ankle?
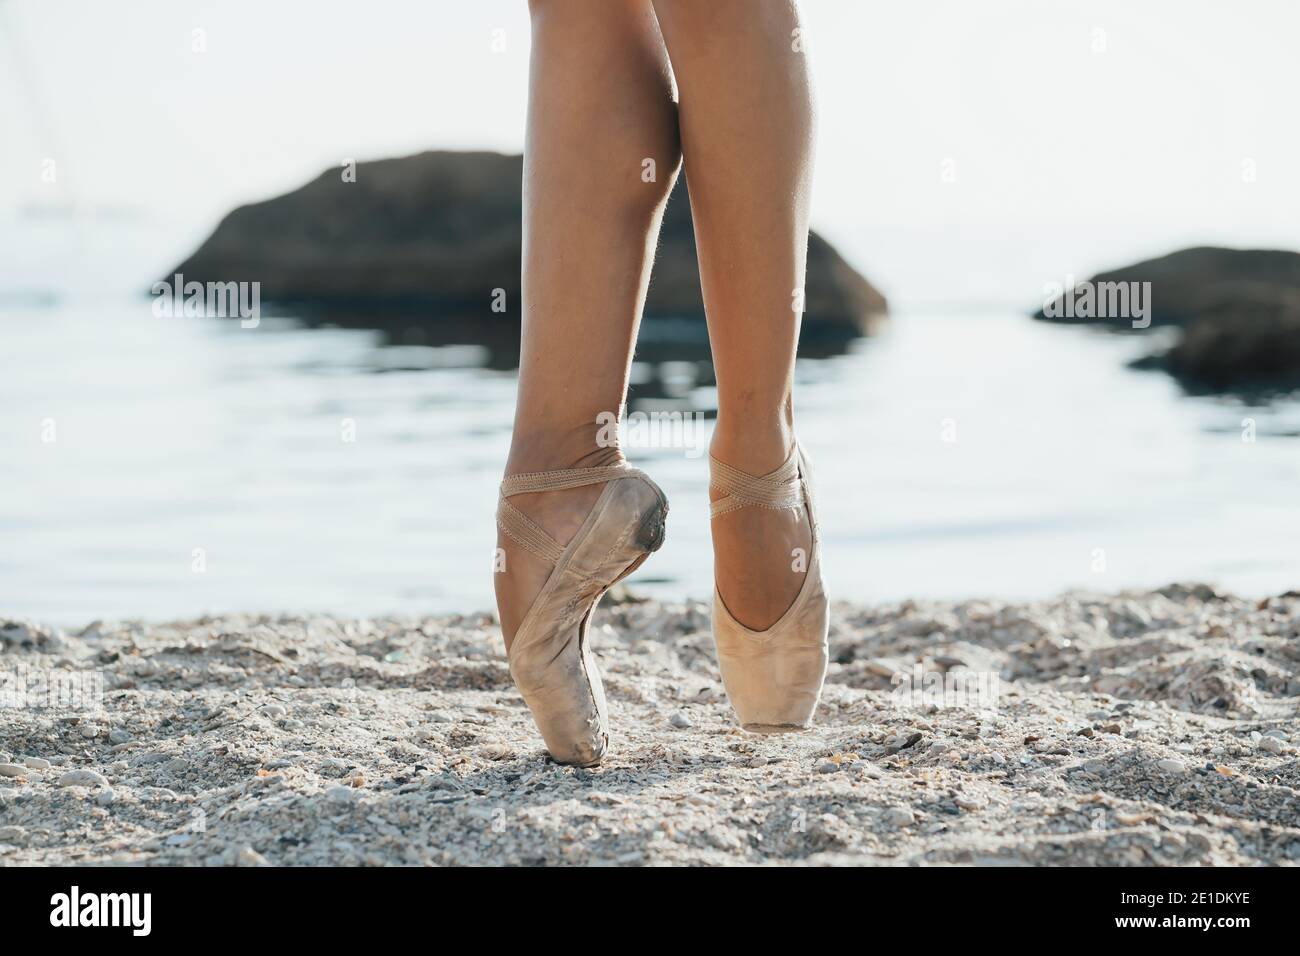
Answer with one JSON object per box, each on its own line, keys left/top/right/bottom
{"left": 710, "top": 414, "right": 795, "bottom": 474}
{"left": 505, "top": 421, "right": 626, "bottom": 477}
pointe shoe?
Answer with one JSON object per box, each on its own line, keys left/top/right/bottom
{"left": 497, "top": 464, "right": 668, "bottom": 766}
{"left": 710, "top": 442, "right": 829, "bottom": 733}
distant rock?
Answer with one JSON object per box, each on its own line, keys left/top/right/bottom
{"left": 1036, "top": 247, "right": 1300, "bottom": 394}
{"left": 1035, "top": 247, "right": 1300, "bottom": 328}
{"left": 1134, "top": 284, "right": 1300, "bottom": 393}
{"left": 169, "top": 151, "right": 886, "bottom": 345}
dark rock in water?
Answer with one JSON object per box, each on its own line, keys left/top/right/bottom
{"left": 1035, "top": 246, "right": 1300, "bottom": 395}
{"left": 168, "top": 151, "right": 886, "bottom": 346}
{"left": 1133, "top": 285, "right": 1300, "bottom": 394}
{"left": 1034, "top": 246, "right": 1300, "bottom": 329}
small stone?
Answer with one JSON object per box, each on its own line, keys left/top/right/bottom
{"left": 259, "top": 704, "right": 287, "bottom": 718}
{"left": 0, "top": 825, "right": 25, "bottom": 843}
{"left": 989, "top": 751, "right": 1006, "bottom": 765}
{"left": 0, "top": 764, "right": 27, "bottom": 779}
{"left": 78, "top": 723, "right": 100, "bottom": 739}
{"left": 22, "top": 757, "right": 51, "bottom": 770}
{"left": 1156, "top": 758, "right": 1188, "bottom": 775}
{"left": 1257, "top": 736, "right": 1283, "bottom": 754}
{"left": 884, "top": 806, "right": 915, "bottom": 827}
{"left": 96, "top": 789, "right": 117, "bottom": 807}
{"left": 669, "top": 711, "right": 693, "bottom": 729}
{"left": 236, "top": 846, "right": 270, "bottom": 867}
{"left": 955, "top": 794, "right": 987, "bottom": 811}
{"left": 108, "top": 729, "right": 132, "bottom": 745}
{"left": 885, "top": 732, "right": 923, "bottom": 754}
{"left": 58, "top": 769, "right": 109, "bottom": 788}
{"left": 747, "top": 756, "right": 768, "bottom": 768}
{"left": 325, "top": 785, "right": 356, "bottom": 804}
{"left": 815, "top": 759, "right": 840, "bottom": 774}
{"left": 318, "top": 758, "right": 350, "bottom": 777}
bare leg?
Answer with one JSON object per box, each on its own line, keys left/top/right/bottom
{"left": 496, "top": 0, "right": 680, "bottom": 646}
{"left": 651, "top": 0, "right": 816, "bottom": 629}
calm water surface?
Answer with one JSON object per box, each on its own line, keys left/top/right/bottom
{"left": 3, "top": 219, "right": 1299, "bottom": 624}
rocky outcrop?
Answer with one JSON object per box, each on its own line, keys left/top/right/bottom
{"left": 169, "top": 151, "right": 886, "bottom": 344}
{"left": 1133, "top": 285, "right": 1300, "bottom": 393}
{"left": 1036, "top": 247, "right": 1300, "bottom": 394}
{"left": 1035, "top": 247, "right": 1300, "bottom": 328}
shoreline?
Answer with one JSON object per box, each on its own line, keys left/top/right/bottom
{"left": 2, "top": 583, "right": 1298, "bottom": 866}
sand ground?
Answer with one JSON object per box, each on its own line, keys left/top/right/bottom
{"left": 2, "top": 583, "right": 1298, "bottom": 866}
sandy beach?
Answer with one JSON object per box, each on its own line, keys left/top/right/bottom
{"left": 2, "top": 584, "right": 1298, "bottom": 866}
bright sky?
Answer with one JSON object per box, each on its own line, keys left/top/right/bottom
{"left": 2, "top": 0, "right": 1297, "bottom": 305}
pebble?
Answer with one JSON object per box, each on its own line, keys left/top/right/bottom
{"left": 236, "top": 846, "right": 270, "bottom": 867}
{"left": 0, "top": 825, "right": 25, "bottom": 843}
{"left": 955, "top": 794, "right": 988, "bottom": 811}
{"left": 1156, "top": 758, "right": 1188, "bottom": 775}
{"left": 108, "top": 729, "right": 132, "bottom": 745}
{"left": 0, "top": 764, "right": 27, "bottom": 779}
{"left": 669, "top": 711, "right": 693, "bottom": 729}
{"left": 989, "top": 751, "right": 1007, "bottom": 765}
{"left": 325, "top": 785, "right": 357, "bottom": 804}
{"left": 23, "top": 757, "right": 51, "bottom": 770}
{"left": 884, "top": 806, "right": 916, "bottom": 828}
{"left": 58, "top": 769, "right": 109, "bottom": 788}
{"left": 260, "top": 704, "right": 287, "bottom": 718}
{"left": 746, "top": 756, "right": 768, "bottom": 768}
{"left": 96, "top": 789, "right": 117, "bottom": 807}
{"left": 78, "top": 723, "right": 100, "bottom": 739}
{"left": 815, "top": 759, "right": 840, "bottom": 774}
{"left": 1257, "top": 736, "right": 1283, "bottom": 754}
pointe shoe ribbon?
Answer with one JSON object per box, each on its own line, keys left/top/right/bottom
{"left": 709, "top": 442, "right": 829, "bottom": 733}
{"left": 497, "top": 463, "right": 667, "bottom": 766}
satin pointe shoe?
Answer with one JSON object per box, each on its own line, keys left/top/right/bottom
{"left": 496, "top": 463, "right": 668, "bottom": 766}
{"left": 709, "top": 442, "right": 829, "bottom": 733}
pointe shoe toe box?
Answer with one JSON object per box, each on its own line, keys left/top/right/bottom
{"left": 712, "top": 580, "right": 829, "bottom": 731}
